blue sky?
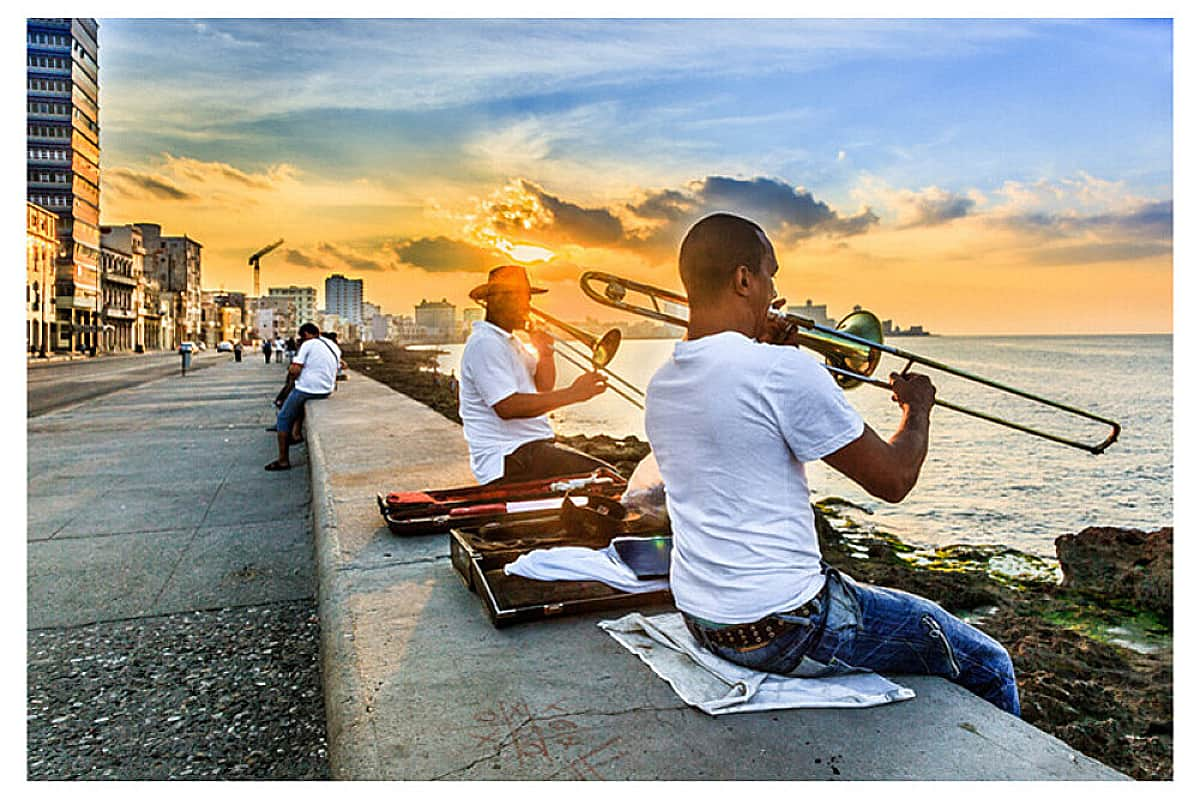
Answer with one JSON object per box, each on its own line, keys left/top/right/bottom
{"left": 95, "top": 17, "right": 1173, "bottom": 332}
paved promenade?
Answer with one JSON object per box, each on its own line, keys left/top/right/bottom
{"left": 28, "top": 357, "right": 312, "bottom": 625}
{"left": 305, "top": 372, "right": 1127, "bottom": 781}
{"left": 27, "top": 356, "right": 328, "bottom": 779}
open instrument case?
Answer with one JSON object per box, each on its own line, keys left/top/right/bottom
{"left": 376, "top": 468, "right": 626, "bottom": 536}
{"left": 448, "top": 495, "right": 673, "bottom": 627}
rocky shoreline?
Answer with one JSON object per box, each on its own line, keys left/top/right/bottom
{"left": 346, "top": 343, "right": 1173, "bottom": 780}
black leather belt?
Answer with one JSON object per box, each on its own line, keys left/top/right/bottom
{"left": 690, "top": 595, "right": 821, "bottom": 653}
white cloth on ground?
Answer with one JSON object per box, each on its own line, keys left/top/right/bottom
{"left": 599, "top": 611, "right": 915, "bottom": 715}
{"left": 503, "top": 543, "right": 670, "bottom": 594}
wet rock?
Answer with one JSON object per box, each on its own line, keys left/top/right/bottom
{"left": 1055, "top": 526, "right": 1172, "bottom": 617}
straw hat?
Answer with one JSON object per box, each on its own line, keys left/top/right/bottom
{"left": 468, "top": 265, "right": 548, "bottom": 302}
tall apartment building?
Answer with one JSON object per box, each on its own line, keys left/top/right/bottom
{"left": 138, "top": 223, "right": 202, "bottom": 346}
{"left": 324, "top": 274, "right": 363, "bottom": 325}
{"left": 99, "top": 225, "right": 145, "bottom": 352}
{"left": 27, "top": 202, "right": 59, "bottom": 355}
{"left": 268, "top": 285, "right": 317, "bottom": 325}
{"left": 27, "top": 18, "right": 101, "bottom": 353}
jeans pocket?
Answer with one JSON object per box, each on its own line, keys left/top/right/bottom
{"left": 823, "top": 572, "right": 863, "bottom": 632}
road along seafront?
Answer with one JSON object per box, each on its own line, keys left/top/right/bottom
{"left": 303, "top": 364, "right": 1126, "bottom": 780}
{"left": 27, "top": 356, "right": 328, "bottom": 779}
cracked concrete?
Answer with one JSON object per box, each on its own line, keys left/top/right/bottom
{"left": 305, "top": 371, "right": 1127, "bottom": 781}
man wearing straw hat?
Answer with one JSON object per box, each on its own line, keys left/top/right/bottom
{"left": 460, "top": 265, "right": 612, "bottom": 485}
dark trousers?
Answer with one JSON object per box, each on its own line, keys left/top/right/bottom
{"left": 492, "top": 439, "right": 613, "bottom": 485}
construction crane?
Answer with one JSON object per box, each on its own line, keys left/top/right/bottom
{"left": 249, "top": 238, "right": 284, "bottom": 297}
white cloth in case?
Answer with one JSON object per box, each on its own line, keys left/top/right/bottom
{"left": 599, "top": 611, "right": 915, "bottom": 715}
{"left": 503, "top": 543, "right": 670, "bottom": 594}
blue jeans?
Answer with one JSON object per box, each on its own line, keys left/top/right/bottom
{"left": 683, "top": 567, "right": 1020, "bottom": 716}
{"left": 274, "top": 389, "right": 328, "bottom": 434}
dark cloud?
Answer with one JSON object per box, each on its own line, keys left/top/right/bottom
{"left": 283, "top": 248, "right": 319, "bottom": 268}
{"left": 108, "top": 168, "right": 196, "bottom": 201}
{"left": 626, "top": 188, "right": 695, "bottom": 222}
{"left": 392, "top": 236, "right": 499, "bottom": 273}
{"left": 898, "top": 190, "right": 976, "bottom": 229}
{"left": 317, "top": 242, "right": 391, "bottom": 272}
{"left": 518, "top": 180, "right": 625, "bottom": 246}
{"left": 1004, "top": 200, "right": 1173, "bottom": 241}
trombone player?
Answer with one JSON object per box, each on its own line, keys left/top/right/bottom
{"left": 460, "top": 265, "right": 614, "bottom": 485}
{"left": 644, "top": 213, "right": 1020, "bottom": 715}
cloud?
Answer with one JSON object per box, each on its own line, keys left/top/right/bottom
{"left": 519, "top": 180, "right": 625, "bottom": 246}
{"left": 392, "top": 236, "right": 500, "bottom": 273}
{"left": 1027, "top": 241, "right": 1173, "bottom": 266}
{"left": 894, "top": 186, "right": 976, "bottom": 228}
{"left": 1003, "top": 200, "right": 1173, "bottom": 241}
{"left": 627, "top": 176, "right": 879, "bottom": 253}
{"left": 105, "top": 168, "right": 197, "bottom": 201}
{"left": 284, "top": 248, "right": 320, "bottom": 268}
{"left": 317, "top": 242, "right": 392, "bottom": 272}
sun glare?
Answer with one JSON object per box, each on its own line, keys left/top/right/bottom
{"left": 505, "top": 244, "right": 555, "bottom": 263}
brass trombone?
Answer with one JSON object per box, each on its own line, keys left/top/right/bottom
{"left": 579, "top": 271, "right": 1122, "bottom": 454}
{"left": 474, "top": 298, "right": 646, "bottom": 408}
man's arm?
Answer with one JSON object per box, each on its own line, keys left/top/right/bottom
{"left": 493, "top": 371, "right": 607, "bottom": 419}
{"left": 529, "top": 329, "right": 556, "bottom": 392}
{"left": 822, "top": 372, "right": 934, "bottom": 503}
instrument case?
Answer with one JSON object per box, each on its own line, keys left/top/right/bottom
{"left": 376, "top": 468, "right": 627, "bottom": 535}
{"left": 448, "top": 496, "right": 673, "bottom": 627}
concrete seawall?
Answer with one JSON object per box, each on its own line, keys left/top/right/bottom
{"left": 304, "top": 372, "right": 1127, "bottom": 780}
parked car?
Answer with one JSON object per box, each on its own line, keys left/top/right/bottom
{"left": 216, "top": 341, "right": 234, "bottom": 352}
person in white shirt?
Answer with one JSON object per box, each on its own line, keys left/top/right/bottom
{"left": 459, "top": 265, "right": 613, "bottom": 484}
{"left": 644, "top": 213, "right": 1019, "bottom": 715}
{"left": 265, "top": 322, "right": 341, "bottom": 472}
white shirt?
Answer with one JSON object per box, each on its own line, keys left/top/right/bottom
{"left": 644, "top": 331, "right": 864, "bottom": 624}
{"left": 293, "top": 336, "right": 341, "bottom": 395}
{"left": 459, "top": 320, "right": 555, "bottom": 484}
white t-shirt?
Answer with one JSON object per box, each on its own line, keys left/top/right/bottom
{"left": 293, "top": 336, "right": 341, "bottom": 395}
{"left": 644, "top": 331, "right": 864, "bottom": 624}
{"left": 459, "top": 320, "right": 555, "bottom": 484}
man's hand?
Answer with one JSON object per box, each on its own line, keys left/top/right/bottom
{"left": 758, "top": 298, "right": 802, "bottom": 346}
{"left": 889, "top": 371, "right": 936, "bottom": 415}
{"left": 529, "top": 328, "right": 555, "bottom": 358}
{"left": 568, "top": 370, "right": 608, "bottom": 402}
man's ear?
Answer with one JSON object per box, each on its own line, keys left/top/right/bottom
{"left": 732, "top": 264, "right": 753, "bottom": 297}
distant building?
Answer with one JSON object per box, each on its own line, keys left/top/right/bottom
{"left": 99, "top": 225, "right": 144, "bottom": 352}
{"left": 255, "top": 295, "right": 298, "bottom": 340}
{"left": 268, "top": 285, "right": 317, "bottom": 325}
{"left": 138, "top": 223, "right": 202, "bottom": 347}
{"left": 788, "top": 299, "right": 834, "bottom": 328}
{"left": 27, "top": 201, "right": 58, "bottom": 355}
{"left": 325, "top": 274, "right": 363, "bottom": 325}
{"left": 415, "top": 298, "right": 456, "bottom": 340}
{"left": 27, "top": 18, "right": 101, "bottom": 353}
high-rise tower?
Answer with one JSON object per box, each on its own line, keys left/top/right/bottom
{"left": 27, "top": 18, "right": 101, "bottom": 353}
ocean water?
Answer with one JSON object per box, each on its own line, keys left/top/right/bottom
{"left": 421, "top": 334, "right": 1172, "bottom": 558}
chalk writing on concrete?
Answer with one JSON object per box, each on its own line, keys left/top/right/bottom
{"left": 469, "top": 699, "right": 627, "bottom": 779}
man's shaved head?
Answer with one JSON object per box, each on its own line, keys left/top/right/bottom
{"left": 678, "top": 213, "right": 771, "bottom": 305}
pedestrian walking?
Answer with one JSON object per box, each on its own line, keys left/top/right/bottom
{"left": 234, "top": 342, "right": 243, "bottom": 362}
{"left": 262, "top": 339, "right": 272, "bottom": 364}
{"left": 273, "top": 337, "right": 285, "bottom": 363}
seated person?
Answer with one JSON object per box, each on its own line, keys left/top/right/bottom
{"left": 644, "top": 214, "right": 1019, "bottom": 715}
{"left": 460, "top": 265, "right": 613, "bottom": 485}
{"left": 265, "top": 322, "right": 342, "bottom": 472}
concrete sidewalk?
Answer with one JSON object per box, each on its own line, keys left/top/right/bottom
{"left": 305, "top": 373, "right": 1127, "bottom": 781}
{"left": 28, "top": 357, "right": 313, "bottom": 629}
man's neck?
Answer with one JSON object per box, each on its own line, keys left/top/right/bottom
{"left": 686, "top": 304, "right": 756, "bottom": 341}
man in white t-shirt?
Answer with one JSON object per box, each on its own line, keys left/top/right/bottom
{"left": 459, "top": 265, "right": 613, "bottom": 485}
{"left": 265, "top": 322, "right": 341, "bottom": 472}
{"left": 644, "top": 213, "right": 1019, "bottom": 715}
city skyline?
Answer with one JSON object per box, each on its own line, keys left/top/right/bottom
{"left": 96, "top": 18, "right": 1172, "bottom": 334}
